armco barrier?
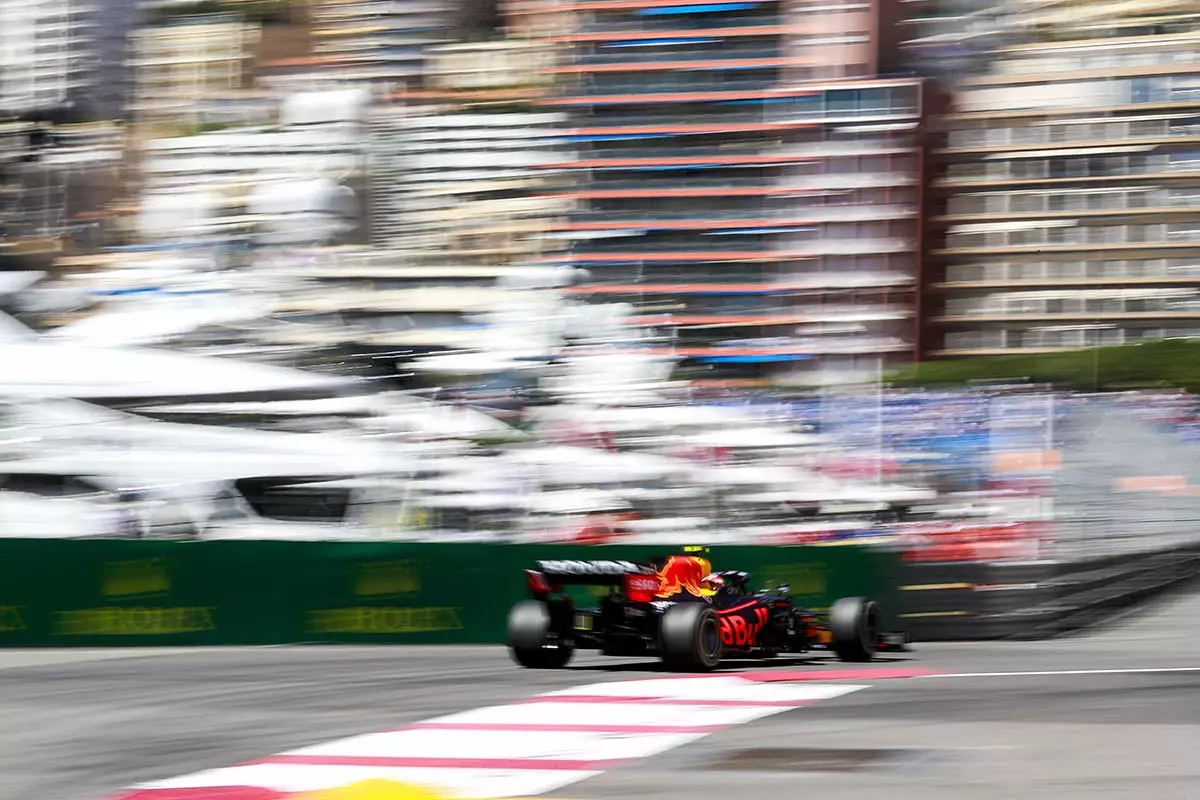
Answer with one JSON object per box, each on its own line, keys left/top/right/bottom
{"left": 898, "top": 543, "right": 1200, "bottom": 641}
{"left": 0, "top": 540, "right": 901, "bottom": 647}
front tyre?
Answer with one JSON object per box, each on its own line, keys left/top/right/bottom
{"left": 507, "top": 599, "right": 574, "bottom": 669}
{"left": 829, "top": 597, "right": 880, "bottom": 663}
{"left": 660, "top": 603, "right": 722, "bottom": 672}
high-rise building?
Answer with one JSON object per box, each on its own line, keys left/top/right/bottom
{"left": 0, "top": 0, "right": 136, "bottom": 120}
{"left": 355, "top": 40, "right": 571, "bottom": 357}
{"left": 371, "top": 41, "right": 566, "bottom": 254}
{"left": 129, "top": 15, "right": 262, "bottom": 134}
{"left": 308, "top": 0, "right": 458, "bottom": 87}
{"left": 0, "top": 121, "right": 125, "bottom": 252}
{"left": 507, "top": 0, "right": 927, "bottom": 384}
{"left": 923, "top": 0, "right": 1200, "bottom": 356}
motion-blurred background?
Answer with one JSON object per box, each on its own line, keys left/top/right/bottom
{"left": 3, "top": 0, "right": 1200, "bottom": 567}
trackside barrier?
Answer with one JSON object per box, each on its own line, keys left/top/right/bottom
{"left": 898, "top": 543, "right": 1200, "bottom": 641}
{"left": 0, "top": 540, "right": 902, "bottom": 647}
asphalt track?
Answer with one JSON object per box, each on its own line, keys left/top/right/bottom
{"left": 3, "top": 590, "right": 1200, "bottom": 800}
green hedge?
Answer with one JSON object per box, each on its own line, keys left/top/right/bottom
{"left": 889, "top": 339, "right": 1200, "bottom": 392}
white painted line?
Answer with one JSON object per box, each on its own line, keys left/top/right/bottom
{"left": 919, "top": 666, "right": 1200, "bottom": 679}
{"left": 284, "top": 728, "right": 709, "bottom": 762}
{"left": 537, "top": 676, "right": 867, "bottom": 704}
{"left": 426, "top": 700, "right": 788, "bottom": 728}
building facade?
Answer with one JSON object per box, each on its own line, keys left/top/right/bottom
{"left": 308, "top": 0, "right": 457, "bottom": 87}
{"left": 924, "top": 0, "right": 1200, "bottom": 356}
{"left": 359, "top": 40, "right": 571, "bottom": 355}
{"left": 507, "top": 0, "right": 926, "bottom": 384}
{"left": 130, "top": 15, "right": 262, "bottom": 134}
{"left": 136, "top": 89, "right": 369, "bottom": 244}
{"left": 0, "top": 0, "right": 135, "bottom": 120}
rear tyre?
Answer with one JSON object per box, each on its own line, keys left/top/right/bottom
{"left": 660, "top": 603, "right": 722, "bottom": 672}
{"left": 507, "top": 599, "right": 574, "bottom": 669}
{"left": 829, "top": 597, "right": 880, "bottom": 663}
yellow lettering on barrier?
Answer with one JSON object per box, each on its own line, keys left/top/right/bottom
{"left": 307, "top": 607, "right": 463, "bottom": 634}
{"left": 354, "top": 560, "right": 421, "bottom": 597}
{"left": 0, "top": 606, "right": 26, "bottom": 632}
{"left": 54, "top": 607, "right": 216, "bottom": 635}
{"left": 102, "top": 559, "right": 171, "bottom": 599}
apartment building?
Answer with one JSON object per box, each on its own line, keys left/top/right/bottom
{"left": 359, "top": 40, "right": 570, "bottom": 355}
{"left": 0, "top": 121, "right": 125, "bottom": 260}
{"left": 308, "top": 0, "right": 457, "bottom": 87}
{"left": 506, "top": 0, "right": 926, "bottom": 384}
{"left": 924, "top": 0, "right": 1200, "bottom": 356}
{"left": 130, "top": 15, "right": 262, "bottom": 134}
{"left": 0, "top": 0, "right": 136, "bottom": 120}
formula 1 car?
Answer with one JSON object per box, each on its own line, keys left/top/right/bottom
{"left": 507, "top": 553, "right": 909, "bottom": 671}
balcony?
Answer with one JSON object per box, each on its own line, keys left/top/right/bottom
{"left": 627, "top": 304, "right": 913, "bottom": 327}
{"left": 507, "top": 0, "right": 783, "bottom": 13}
{"left": 588, "top": 175, "right": 770, "bottom": 189}
{"left": 566, "top": 77, "right": 777, "bottom": 96}
{"left": 937, "top": 167, "right": 1200, "bottom": 190}
{"left": 958, "top": 60, "right": 1200, "bottom": 89}
{"left": 558, "top": 205, "right": 915, "bottom": 228}
{"left": 548, "top": 239, "right": 912, "bottom": 261}
{"left": 572, "top": 140, "right": 915, "bottom": 161}
{"left": 619, "top": 340, "right": 911, "bottom": 357}
{"left": 934, "top": 310, "right": 1200, "bottom": 324}
{"left": 767, "top": 105, "right": 920, "bottom": 124}
{"left": 937, "top": 259, "right": 1200, "bottom": 288}
{"left": 546, "top": 57, "right": 797, "bottom": 74}
{"left": 937, "top": 132, "right": 1200, "bottom": 160}
{"left": 546, "top": 88, "right": 797, "bottom": 105}
{"left": 575, "top": 15, "right": 783, "bottom": 33}
{"left": 574, "top": 45, "right": 782, "bottom": 66}
{"left": 934, "top": 288, "right": 1200, "bottom": 323}
{"left": 569, "top": 275, "right": 913, "bottom": 293}
{"left": 580, "top": 106, "right": 790, "bottom": 122}
{"left": 553, "top": 173, "right": 915, "bottom": 197}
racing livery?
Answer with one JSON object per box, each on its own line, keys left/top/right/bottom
{"left": 507, "top": 553, "right": 909, "bottom": 671}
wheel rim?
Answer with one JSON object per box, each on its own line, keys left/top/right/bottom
{"left": 701, "top": 616, "right": 720, "bottom": 658}
{"left": 863, "top": 606, "right": 880, "bottom": 647}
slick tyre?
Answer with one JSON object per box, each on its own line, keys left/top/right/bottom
{"left": 660, "top": 603, "right": 722, "bottom": 672}
{"left": 829, "top": 596, "right": 880, "bottom": 663}
{"left": 507, "top": 600, "right": 573, "bottom": 669}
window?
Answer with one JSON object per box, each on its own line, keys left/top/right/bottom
{"left": 1015, "top": 262, "right": 1044, "bottom": 280}
{"left": 1013, "top": 194, "right": 1044, "bottom": 212}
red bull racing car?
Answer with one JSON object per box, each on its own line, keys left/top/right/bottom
{"left": 507, "top": 553, "right": 909, "bottom": 671}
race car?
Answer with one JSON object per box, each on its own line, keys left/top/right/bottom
{"left": 507, "top": 553, "right": 908, "bottom": 671}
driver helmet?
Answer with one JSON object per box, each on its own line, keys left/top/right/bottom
{"left": 703, "top": 573, "right": 725, "bottom": 592}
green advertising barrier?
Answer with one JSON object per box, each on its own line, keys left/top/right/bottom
{"left": 0, "top": 540, "right": 902, "bottom": 647}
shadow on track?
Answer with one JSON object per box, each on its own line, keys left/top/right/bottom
{"left": 566, "top": 655, "right": 916, "bottom": 673}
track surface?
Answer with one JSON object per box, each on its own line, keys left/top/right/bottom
{"left": 3, "top": 591, "right": 1200, "bottom": 800}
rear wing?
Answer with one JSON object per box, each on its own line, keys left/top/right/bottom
{"left": 532, "top": 559, "right": 655, "bottom": 586}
